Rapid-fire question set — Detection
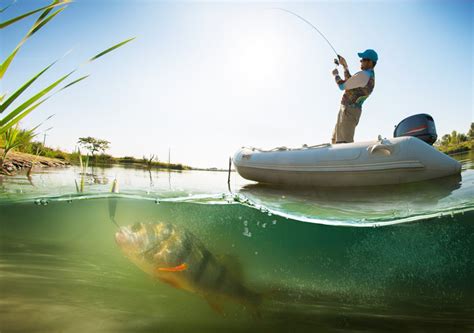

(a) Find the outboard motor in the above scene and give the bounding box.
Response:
[394,113,437,145]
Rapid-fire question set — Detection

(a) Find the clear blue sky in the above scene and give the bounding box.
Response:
[1,0,472,168]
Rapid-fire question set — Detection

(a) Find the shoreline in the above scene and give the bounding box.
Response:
[0,150,70,176]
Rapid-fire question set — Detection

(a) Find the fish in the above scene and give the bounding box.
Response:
[115,222,262,315]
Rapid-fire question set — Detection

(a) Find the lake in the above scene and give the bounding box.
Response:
[0,152,473,332]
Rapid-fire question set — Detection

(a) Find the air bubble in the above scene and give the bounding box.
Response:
[243,228,252,237]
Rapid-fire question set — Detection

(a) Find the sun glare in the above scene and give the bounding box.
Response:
[232,26,288,87]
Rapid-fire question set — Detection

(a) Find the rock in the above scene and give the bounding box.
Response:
[11,160,26,169]
[4,163,16,172]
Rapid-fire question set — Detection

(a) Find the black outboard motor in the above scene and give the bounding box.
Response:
[394,113,437,145]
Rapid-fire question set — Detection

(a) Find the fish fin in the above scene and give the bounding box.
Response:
[156,263,187,272]
[217,254,243,281]
[157,276,183,290]
[204,295,226,316]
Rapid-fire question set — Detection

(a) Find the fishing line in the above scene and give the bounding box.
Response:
[110,215,120,228]
[271,8,341,64]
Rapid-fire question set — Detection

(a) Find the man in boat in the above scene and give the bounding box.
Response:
[331,49,378,144]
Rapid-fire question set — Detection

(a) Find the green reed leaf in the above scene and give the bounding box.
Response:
[0,71,73,127]
[28,7,66,38]
[0,100,46,136]
[0,48,20,80]
[60,75,89,91]
[0,6,65,79]
[0,1,16,13]
[0,61,57,113]
[88,37,135,62]
[0,1,68,29]
[36,0,62,23]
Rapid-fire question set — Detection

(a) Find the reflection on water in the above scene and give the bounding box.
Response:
[0,152,473,332]
[238,174,465,224]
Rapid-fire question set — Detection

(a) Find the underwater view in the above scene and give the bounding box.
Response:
[0,152,473,332]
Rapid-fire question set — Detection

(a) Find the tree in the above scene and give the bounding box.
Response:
[450,131,458,144]
[468,123,474,140]
[440,134,451,146]
[77,137,110,156]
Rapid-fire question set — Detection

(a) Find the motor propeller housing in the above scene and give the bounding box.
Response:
[394,113,438,145]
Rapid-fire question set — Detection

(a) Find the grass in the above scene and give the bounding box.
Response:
[435,141,473,155]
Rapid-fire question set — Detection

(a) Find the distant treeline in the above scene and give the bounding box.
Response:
[0,132,190,170]
[434,122,473,155]
[91,154,190,171]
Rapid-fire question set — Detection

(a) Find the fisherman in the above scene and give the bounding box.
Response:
[331,49,378,144]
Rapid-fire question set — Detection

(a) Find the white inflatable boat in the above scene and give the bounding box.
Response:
[233,114,462,187]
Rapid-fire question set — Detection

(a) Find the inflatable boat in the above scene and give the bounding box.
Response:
[233,114,462,187]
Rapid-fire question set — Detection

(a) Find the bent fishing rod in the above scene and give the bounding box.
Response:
[272,8,342,66]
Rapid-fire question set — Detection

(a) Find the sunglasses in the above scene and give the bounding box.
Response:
[360,58,371,62]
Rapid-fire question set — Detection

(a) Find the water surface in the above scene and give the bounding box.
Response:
[1,152,473,332]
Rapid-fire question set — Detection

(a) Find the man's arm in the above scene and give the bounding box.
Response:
[338,56,351,79]
[333,70,370,91]
[343,67,351,80]
[332,69,346,90]
[342,71,370,90]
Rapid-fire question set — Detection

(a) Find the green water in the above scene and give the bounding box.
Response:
[1,153,473,332]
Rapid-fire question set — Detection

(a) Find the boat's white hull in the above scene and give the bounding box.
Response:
[233,137,462,187]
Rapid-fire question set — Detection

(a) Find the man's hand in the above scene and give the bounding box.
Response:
[332,68,339,76]
[338,55,348,69]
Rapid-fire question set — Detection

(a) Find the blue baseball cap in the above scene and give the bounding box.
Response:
[358,49,378,63]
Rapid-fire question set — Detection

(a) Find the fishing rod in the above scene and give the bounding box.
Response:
[272,8,341,66]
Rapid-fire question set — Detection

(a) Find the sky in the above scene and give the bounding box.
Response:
[1,0,473,168]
